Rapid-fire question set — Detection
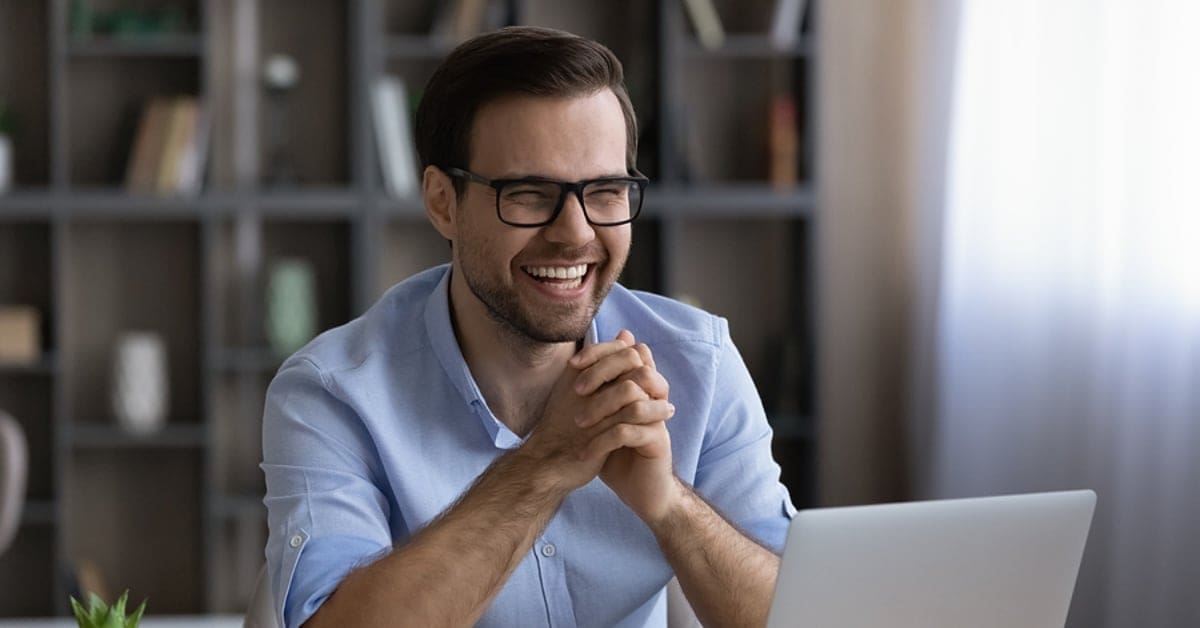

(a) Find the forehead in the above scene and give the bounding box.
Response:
[468,89,628,179]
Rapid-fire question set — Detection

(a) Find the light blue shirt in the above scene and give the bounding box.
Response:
[262,265,795,628]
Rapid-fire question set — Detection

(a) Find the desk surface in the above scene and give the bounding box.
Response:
[0,616,242,628]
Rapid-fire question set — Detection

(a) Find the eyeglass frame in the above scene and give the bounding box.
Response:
[441,166,649,227]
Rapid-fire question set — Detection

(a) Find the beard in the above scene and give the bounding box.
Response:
[460,243,626,344]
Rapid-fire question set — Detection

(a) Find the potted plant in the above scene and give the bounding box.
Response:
[70,590,147,628]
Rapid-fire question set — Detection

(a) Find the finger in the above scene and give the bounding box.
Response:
[576,379,649,426]
[632,342,656,371]
[581,422,667,461]
[569,329,635,370]
[573,346,645,396]
[584,399,675,436]
[616,364,669,401]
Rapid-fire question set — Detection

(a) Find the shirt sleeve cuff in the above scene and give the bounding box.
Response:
[283,534,390,628]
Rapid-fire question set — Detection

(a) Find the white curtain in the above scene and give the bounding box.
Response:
[925,1,1200,626]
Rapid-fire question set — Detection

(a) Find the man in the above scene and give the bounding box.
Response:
[262,26,795,628]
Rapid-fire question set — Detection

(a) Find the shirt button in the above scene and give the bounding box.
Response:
[289,534,303,548]
[541,543,557,558]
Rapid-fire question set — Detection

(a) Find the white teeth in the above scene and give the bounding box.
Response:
[525,264,587,280]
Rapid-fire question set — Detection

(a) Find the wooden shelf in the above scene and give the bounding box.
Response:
[683,34,815,59]
[0,353,58,376]
[254,187,362,216]
[647,183,815,217]
[68,424,207,450]
[0,189,56,216]
[374,194,427,218]
[66,35,205,59]
[1,189,364,218]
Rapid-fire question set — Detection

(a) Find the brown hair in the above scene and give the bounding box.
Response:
[414,26,638,195]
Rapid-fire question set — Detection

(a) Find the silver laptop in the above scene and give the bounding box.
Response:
[766,490,1096,628]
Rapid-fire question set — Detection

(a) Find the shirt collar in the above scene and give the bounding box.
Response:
[423,265,600,449]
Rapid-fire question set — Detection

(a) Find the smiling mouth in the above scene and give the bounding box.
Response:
[522,263,591,290]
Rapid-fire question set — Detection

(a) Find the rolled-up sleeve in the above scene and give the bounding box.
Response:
[694,324,797,554]
[261,357,393,628]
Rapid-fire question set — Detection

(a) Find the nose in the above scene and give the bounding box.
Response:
[541,191,595,247]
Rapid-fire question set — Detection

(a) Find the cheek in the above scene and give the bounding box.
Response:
[602,229,632,262]
[459,221,531,273]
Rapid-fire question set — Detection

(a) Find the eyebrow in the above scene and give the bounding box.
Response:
[496,171,630,181]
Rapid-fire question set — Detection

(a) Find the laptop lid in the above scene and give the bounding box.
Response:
[766,490,1096,628]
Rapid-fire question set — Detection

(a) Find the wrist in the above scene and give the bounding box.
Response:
[644,474,690,528]
[503,444,575,499]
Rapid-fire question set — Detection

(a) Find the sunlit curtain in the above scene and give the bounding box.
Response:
[926,2,1200,626]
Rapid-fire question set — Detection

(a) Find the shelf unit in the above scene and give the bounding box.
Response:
[0,0,818,617]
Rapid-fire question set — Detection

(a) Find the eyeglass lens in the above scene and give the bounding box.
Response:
[498,180,642,225]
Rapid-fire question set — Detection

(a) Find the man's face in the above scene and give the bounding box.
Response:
[450,89,632,344]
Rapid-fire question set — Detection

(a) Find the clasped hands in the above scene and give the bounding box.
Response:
[520,329,681,524]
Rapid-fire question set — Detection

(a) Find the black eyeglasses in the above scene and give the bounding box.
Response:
[442,167,648,227]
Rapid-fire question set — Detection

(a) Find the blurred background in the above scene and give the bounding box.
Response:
[0,0,1196,626]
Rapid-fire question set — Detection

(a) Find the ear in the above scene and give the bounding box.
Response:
[423,165,457,241]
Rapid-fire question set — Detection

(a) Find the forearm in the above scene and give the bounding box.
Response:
[305,449,568,628]
[650,478,781,628]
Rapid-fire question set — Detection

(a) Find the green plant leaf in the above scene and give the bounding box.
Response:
[128,599,147,628]
[100,610,125,628]
[69,596,96,628]
[111,590,128,620]
[70,591,147,628]
[86,592,108,623]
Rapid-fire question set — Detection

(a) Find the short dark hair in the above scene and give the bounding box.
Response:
[414,26,638,195]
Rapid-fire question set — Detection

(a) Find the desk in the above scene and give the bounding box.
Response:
[0,616,242,628]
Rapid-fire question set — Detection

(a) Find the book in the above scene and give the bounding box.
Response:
[157,97,196,194]
[125,98,170,193]
[431,0,491,44]
[768,94,798,189]
[0,305,39,363]
[175,100,209,195]
[681,0,725,50]
[372,76,420,198]
[770,0,808,50]
[125,96,207,195]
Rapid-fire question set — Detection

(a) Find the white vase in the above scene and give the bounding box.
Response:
[0,135,12,193]
[111,332,169,435]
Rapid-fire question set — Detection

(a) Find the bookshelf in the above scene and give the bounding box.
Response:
[0,0,819,617]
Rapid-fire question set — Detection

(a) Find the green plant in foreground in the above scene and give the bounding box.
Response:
[69,590,147,628]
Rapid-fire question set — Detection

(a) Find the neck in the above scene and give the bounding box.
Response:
[448,270,578,435]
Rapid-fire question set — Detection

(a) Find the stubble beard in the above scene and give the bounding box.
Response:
[463,252,625,345]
